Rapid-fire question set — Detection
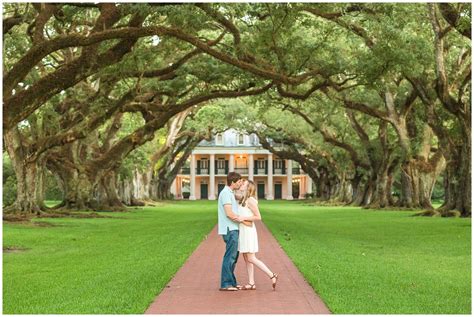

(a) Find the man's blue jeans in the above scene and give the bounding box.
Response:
[221,229,239,288]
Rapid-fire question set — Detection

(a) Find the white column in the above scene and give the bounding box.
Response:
[176,178,182,199]
[299,172,305,199]
[189,154,196,200]
[306,175,313,195]
[286,159,293,200]
[209,154,216,200]
[266,153,274,200]
[248,154,254,181]
[229,154,235,172]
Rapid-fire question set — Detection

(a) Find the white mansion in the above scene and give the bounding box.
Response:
[171,129,312,200]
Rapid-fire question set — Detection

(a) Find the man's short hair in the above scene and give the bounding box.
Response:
[227,172,242,186]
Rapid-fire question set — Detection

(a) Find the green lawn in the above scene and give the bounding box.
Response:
[3,200,471,314]
[260,200,471,314]
[3,201,216,314]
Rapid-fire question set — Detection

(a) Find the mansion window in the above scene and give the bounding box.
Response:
[200,158,209,169]
[216,133,223,145]
[274,159,283,169]
[238,134,244,145]
[217,159,226,169]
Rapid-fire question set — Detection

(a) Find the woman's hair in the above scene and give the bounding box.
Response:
[241,180,257,207]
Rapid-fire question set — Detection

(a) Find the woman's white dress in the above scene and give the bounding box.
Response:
[238,197,259,253]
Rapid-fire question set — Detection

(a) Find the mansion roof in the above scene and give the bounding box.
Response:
[196,129,262,148]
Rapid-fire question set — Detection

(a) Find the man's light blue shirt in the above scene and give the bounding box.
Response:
[217,186,240,235]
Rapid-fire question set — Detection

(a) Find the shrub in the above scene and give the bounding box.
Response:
[304,193,315,199]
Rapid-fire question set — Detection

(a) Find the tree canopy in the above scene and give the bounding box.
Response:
[2,3,471,216]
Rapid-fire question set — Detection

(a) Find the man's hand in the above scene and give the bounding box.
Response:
[225,204,241,222]
[242,220,253,227]
[229,215,244,222]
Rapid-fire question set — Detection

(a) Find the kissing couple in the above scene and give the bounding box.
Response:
[217,171,278,291]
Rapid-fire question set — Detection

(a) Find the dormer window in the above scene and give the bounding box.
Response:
[216,133,223,145]
[238,134,244,145]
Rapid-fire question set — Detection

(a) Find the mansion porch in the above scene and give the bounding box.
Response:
[171,152,312,200]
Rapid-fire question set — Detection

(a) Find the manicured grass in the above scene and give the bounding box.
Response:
[3,201,216,314]
[259,200,471,314]
[4,200,471,314]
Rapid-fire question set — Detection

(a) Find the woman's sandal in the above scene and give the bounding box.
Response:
[241,284,256,291]
[270,273,278,291]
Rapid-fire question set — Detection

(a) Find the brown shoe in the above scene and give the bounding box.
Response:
[270,273,278,291]
[241,284,256,290]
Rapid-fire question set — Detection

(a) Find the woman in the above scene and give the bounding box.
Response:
[238,180,278,291]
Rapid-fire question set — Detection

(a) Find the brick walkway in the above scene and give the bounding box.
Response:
[145,221,331,314]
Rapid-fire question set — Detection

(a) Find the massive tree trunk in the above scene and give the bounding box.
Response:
[3,128,48,214]
[427,4,470,216]
[384,92,446,210]
[361,173,376,206]
[57,165,97,210]
[153,161,179,201]
[415,98,469,216]
[349,171,367,205]
[117,175,133,206]
[313,173,324,199]
[155,177,174,200]
[439,135,471,216]
[113,119,205,203]
[4,159,47,213]
[313,167,333,200]
[52,164,134,211]
[369,167,389,208]
[362,153,398,209]
[397,123,446,210]
[386,161,398,206]
[456,140,471,216]
[132,168,151,202]
[146,110,195,201]
[400,156,446,210]
[154,134,203,200]
[114,170,153,206]
[46,143,104,211]
[310,166,338,202]
[334,172,352,203]
[408,83,469,215]
[346,111,397,209]
[96,170,127,210]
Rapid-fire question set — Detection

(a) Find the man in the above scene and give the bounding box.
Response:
[217,172,244,291]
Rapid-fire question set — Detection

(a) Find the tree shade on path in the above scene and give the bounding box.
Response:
[145,221,330,314]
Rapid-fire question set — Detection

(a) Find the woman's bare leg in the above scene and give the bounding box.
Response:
[246,253,274,278]
[243,253,255,285]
